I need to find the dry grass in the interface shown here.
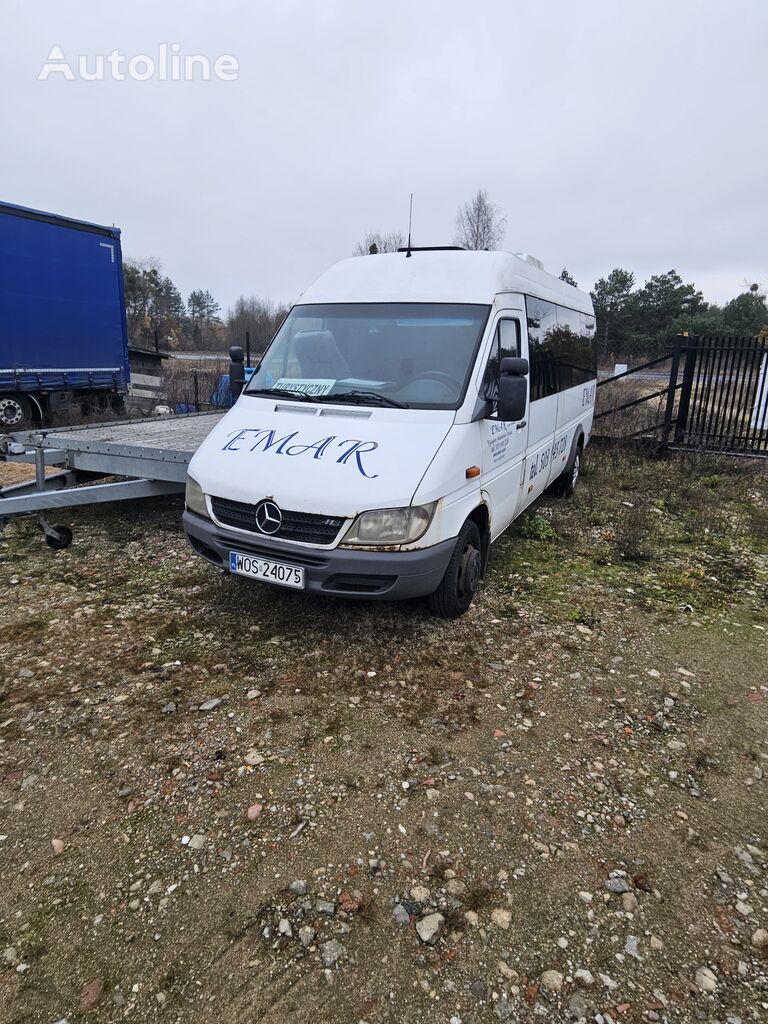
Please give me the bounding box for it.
[594,378,670,440]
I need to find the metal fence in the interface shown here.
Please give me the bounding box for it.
[163,359,230,413]
[594,334,768,457]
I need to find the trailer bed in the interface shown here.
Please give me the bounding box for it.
[9,412,225,482]
[0,412,225,545]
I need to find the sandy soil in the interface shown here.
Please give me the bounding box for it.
[0,448,766,1023]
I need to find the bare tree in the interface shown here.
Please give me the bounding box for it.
[353,230,404,256]
[454,189,506,250]
[226,296,289,356]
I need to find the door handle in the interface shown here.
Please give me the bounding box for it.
[516,420,527,430]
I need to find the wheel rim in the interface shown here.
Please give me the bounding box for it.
[0,398,24,427]
[571,452,580,488]
[457,541,481,602]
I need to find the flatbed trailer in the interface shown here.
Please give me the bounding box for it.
[0,412,224,547]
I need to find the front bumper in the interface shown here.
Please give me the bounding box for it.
[183,510,455,600]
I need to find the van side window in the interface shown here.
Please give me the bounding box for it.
[554,307,598,389]
[481,318,520,402]
[526,297,597,400]
[526,297,559,400]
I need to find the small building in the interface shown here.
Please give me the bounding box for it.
[127,345,169,411]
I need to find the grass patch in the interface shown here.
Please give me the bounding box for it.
[516,512,557,542]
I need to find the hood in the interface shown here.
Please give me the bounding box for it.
[188,397,455,517]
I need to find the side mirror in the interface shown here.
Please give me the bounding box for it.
[229,345,245,400]
[497,357,529,422]
[500,356,529,377]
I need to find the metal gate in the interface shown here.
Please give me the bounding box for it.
[594,334,768,457]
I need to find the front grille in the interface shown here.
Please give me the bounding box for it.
[210,496,345,546]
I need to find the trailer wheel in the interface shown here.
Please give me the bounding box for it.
[428,520,482,619]
[45,526,73,550]
[0,394,32,429]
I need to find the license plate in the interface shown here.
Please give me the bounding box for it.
[229,551,305,590]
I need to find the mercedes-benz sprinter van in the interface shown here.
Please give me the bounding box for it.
[184,249,597,617]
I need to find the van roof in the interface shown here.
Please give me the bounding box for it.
[298,249,594,313]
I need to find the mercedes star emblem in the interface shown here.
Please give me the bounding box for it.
[255,499,283,535]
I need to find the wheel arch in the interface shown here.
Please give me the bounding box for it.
[570,426,585,461]
[26,393,44,422]
[559,426,585,478]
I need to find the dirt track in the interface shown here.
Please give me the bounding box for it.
[1,449,767,1023]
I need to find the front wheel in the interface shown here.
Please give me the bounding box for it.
[428,520,483,619]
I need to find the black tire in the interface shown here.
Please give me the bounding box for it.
[45,526,73,550]
[551,444,582,498]
[0,394,33,430]
[428,520,483,619]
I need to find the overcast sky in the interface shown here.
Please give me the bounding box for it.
[2,0,766,314]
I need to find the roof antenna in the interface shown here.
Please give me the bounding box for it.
[405,193,413,257]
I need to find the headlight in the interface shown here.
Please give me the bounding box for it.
[185,474,209,519]
[341,502,436,546]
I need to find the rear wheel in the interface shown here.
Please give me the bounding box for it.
[551,445,582,498]
[428,520,483,619]
[0,394,32,430]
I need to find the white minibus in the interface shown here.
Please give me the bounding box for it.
[184,249,597,617]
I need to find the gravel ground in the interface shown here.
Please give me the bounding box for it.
[1,447,766,1024]
[0,462,59,486]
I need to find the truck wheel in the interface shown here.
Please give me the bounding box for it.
[428,520,483,619]
[551,445,582,498]
[0,395,32,429]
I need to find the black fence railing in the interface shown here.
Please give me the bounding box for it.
[593,334,768,457]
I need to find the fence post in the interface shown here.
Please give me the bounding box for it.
[229,346,245,402]
[661,334,684,446]
[674,335,698,443]
[246,330,251,368]
[193,369,199,411]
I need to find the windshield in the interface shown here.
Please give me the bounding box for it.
[244,302,490,409]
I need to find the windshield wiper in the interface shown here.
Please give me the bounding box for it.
[246,387,319,403]
[318,390,409,409]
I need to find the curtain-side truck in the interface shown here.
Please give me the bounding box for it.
[0,200,130,429]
